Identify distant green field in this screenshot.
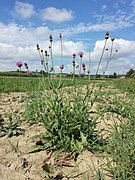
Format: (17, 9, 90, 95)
(0, 76, 92, 93)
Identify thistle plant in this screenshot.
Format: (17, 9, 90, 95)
(72, 53, 76, 80)
(24, 62, 32, 75)
(49, 35, 54, 73)
(82, 63, 86, 76)
(88, 49, 91, 80)
(95, 31, 109, 77)
(16, 61, 23, 77)
(103, 37, 118, 77)
(25, 32, 118, 162)
(59, 33, 63, 66)
(78, 51, 84, 76)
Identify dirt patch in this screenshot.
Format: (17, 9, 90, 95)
(0, 89, 123, 180)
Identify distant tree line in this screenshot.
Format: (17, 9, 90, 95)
(125, 69, 135, 78)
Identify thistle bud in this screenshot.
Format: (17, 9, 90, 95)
(36, 44, 40, 50)
(59, 33, 62, 38)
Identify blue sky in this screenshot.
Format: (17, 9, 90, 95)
(0, 0, 135, 74)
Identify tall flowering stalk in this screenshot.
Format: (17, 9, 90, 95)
(103, 38, 118, 77)
(24, 62, 32, 75)
(45, 50, 49, 75)
(49, 35, 54, 73)
(82, 63, 86, 76)
(72, 53, 76, 80)
(88, 49, 91, 80)
(95, 31, 109, 77)
(36, 44, 44, 76)
(78, 52, 84, 76)
(59, 33, 63, 66)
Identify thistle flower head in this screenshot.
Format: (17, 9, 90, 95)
(87, 69, 90, 74)
(78, 52, 84, 58)
(116, 49, 118, 52)
(59, 33, 62, 38)
(111, 37, 115, 41)
(27, 70, 32, 75)
(36, 44, 40, 50)
(72, 53, 76, 59)
(105, 31, 109, 39)
(41, 49, 43, 53)
(72, 59, 75, 66)
(82, 63, 86, 69)
(16, 61, 23, 68)
(24, 62, 28, 69)
(49, 35, 53, 42)
(60, 65, 64, 70)
(79, 73, 83, 77)
(41, 60, 44, 65)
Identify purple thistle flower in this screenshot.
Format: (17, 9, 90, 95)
(72, 59, 76, 66)
(78, 52, 84, 58)
(27, 70, 32, 75)
(82, 63, 86, 69)
(16, 62, 23, 68)
(60, 65, 64, 70)
(79, 73, 83, 77)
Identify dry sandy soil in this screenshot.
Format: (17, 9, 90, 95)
(0, 87, 125, 180)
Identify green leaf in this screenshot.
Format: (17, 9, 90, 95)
(27, 145, 45, 153)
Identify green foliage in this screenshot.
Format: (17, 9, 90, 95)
(114, 78, 135, 96)
(100, 98, 135, 179)
(7, 139, 21, 156)
(0, 114, 24, 137)
(25, 81, 102, 159)
(126, 69, 135, 78)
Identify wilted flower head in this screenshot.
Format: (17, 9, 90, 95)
(78, 52, 84, 58)
(72, 59, 75, 66)
(41, 49, 43, 53)
(105, 31, 109, 39)
(60, 65, 64, 70)
(24, 62, 28, 69)
(116, 49, 118, 52)
(27, 70, 32, 75)
(49, 35, 53, 42)
(41, 60, 44, 65)
(16, 62, 23, 68)
(36, 44, 40, 50)
(72, 53, 76, 59)
(87, 69, 90, 74)
(59, 33, 62, 38)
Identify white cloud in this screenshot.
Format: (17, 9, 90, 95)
(87, 38, 135, 74)
(0, 20, 135, 74)
(41, 7, 74, 23)
(13, 1, 36, 19)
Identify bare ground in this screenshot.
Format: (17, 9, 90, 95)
(0, 87, 127, 180)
